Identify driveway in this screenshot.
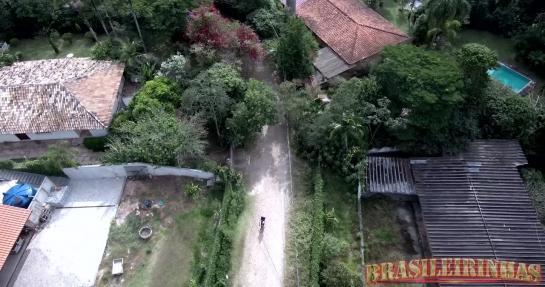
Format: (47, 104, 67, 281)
(232, 124, 291, 287)
(13, 178, 125, 287)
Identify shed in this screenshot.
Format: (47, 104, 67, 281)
(411, 140, 545, 286)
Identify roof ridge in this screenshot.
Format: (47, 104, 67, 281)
(324, 0, 408, 37)
(61, 83, 107, 129)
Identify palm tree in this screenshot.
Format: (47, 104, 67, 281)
(427, 19, 461, 47)
(329, 114, 366, 152)
(423, 0, 470, 47)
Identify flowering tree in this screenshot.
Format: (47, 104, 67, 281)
(186, 5, 265, 60)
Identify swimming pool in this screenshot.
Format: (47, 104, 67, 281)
(487, 63, 533, 94)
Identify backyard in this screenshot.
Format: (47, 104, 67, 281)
(8, 34, 100, 60)
(96, 176, 219, 287)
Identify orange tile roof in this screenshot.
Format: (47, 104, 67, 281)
(298, 0, 409, 64)
(0, 58, 124, 134)
(0, 205, 30, 270)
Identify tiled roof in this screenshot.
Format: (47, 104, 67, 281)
(0, 205, 30, 269)
(0, 58, 124, 134)
(298, 0, 409, 65)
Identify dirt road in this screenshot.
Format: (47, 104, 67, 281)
(232, 122, 291, 287)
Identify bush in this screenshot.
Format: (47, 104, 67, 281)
(20, 144, 77, 176)
(91, 40, 115, 60)
(0, 160, 15, 169)
(248, 8, 284, 38)
(8, 38, 19, 46)
(522, 168, 545, 224)
(321, 233, 348, 262)
(83, 137, 108, 152)
(61, 32, 73, 44)
(320, 261, 359, 287)
(84, 31, 95, 41)
(14, 51, 23, 60)
(184, 182, 203, 200)
(0, 53, 16, 67)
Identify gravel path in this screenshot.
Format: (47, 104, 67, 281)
(232, 122, 291, 287)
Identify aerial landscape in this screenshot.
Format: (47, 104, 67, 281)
(0, 0, 544, 286)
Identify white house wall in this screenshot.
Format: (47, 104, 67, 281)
(27, 130, 79, 141)
(0, 134, 20, 142)
(90, 129, 108, 137)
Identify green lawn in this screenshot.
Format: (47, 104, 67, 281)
(9, 34, 99, 60)
(377, 0, 410, 33)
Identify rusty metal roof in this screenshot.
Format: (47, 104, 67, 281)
(0, 205, 30, 270)
(366, 156, 416, 196)
(411, 140, 545, 286)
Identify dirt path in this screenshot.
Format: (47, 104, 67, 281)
(232, 59, 291, 287)
(232, 124, 291, 287)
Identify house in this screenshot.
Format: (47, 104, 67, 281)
(0, 58, 124, 143)
(295, 0, 410, 83)
(366, 140, 545, 283)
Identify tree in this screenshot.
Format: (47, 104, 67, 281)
(374, 45, 470, 154)
(105, 109, 206, 166)
(214, 0, 269, 18)
(249, 8, 284, 38)
(227, 80, 277, 146)
(515, 16, 545, 76)
(456, 43, 498, 98)
(275, 17, 318, 80)
(320, 261, 359, 287)
(182, 63, 244, 139)
(480, 81, 539, 141)
(156, 53, 188, 84)
(413, 0, 471, 47)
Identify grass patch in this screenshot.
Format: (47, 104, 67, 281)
(377, 0, 410, 33)
(9, 34, 101, 60)
(97, 177, 217, 287)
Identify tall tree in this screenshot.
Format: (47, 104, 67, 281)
(415, 0, 471, 47)
(126, 0, 146, 51)
(275, 17, 318, 80)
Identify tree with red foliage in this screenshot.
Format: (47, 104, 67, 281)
(186, 5, 265, 60)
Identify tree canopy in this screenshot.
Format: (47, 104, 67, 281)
(275, 17, 318, 80)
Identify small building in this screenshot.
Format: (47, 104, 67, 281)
(0, 58, 124, 143)
(295, 0, 410, 83)
(366, 140, 545, 282)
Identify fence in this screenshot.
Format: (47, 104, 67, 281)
(63, 163, 215, 183)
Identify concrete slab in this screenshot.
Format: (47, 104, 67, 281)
(12, 177, 125, 287)
(63, 178, 125, 207)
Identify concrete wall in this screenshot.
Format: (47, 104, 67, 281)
(63, 163, 215, 181)
(27, 130, 79, 141)
(0, 134, 20, 142)
(89, 129, 108, 137)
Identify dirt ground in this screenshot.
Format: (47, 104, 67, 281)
(232, 123, 291, 287)
(96, 176, 208, 287)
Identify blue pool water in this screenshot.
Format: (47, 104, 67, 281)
(487, 63, 532, 93)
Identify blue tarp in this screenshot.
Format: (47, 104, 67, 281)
(2, 183, 36, 208)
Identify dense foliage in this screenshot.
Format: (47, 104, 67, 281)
(186, 5, 265, 60)
(227, 79, 277, 146)
(248, 7, 285, 39)
(412, 0, 470, 47)
(456, 43, 498, 98)
(468, 0, 544, 36)
(127, 77, 180, 119)
(522, 168, 545, 224)
(275, 17, 318, 80)
(20, 143, 77, 176)
(104, 109, 206, 166)
(374, 45, 470, 153)
(515, 16, 545, 76)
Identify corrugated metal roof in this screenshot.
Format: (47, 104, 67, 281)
(412, 140, 545, 286)
(0, 205, 30, 269)
(314, 47, 354, 80)
(366, 156, 416, 195)
(0, 169, 68, 188)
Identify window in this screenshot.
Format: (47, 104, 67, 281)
(15, 133, 30, 140)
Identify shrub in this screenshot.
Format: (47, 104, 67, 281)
(184, 182, 203, 200)
(61, 32, 73, 44)
(522, 168, 545, 224)
(83, 137, 108, 152)
(321, 233, 348, 262)
(14, 51, 23, 60)
(84, 31, 95, 41)
(8, 38, 19, 46)
(156, 53, 188, 84)
(0, 53, 16, 67)
(91, 40, 115, 60)
(20, 144, 77, 176)
(320, 261, 359, 287)
(248, 8, 284, 39)
(0, 160, 15, 169)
